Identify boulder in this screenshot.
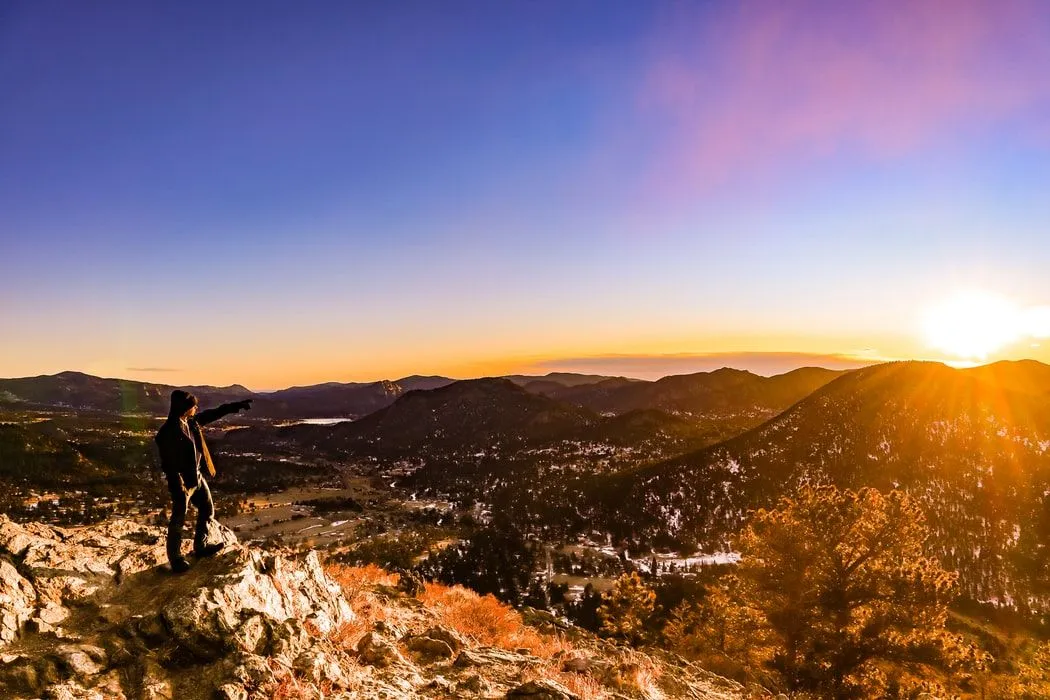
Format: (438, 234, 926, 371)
(506, 679, 581, 700)
(560, 654, 595, 674)
(457, 674, 487, 694)
(403, 624, 466, 664)
(0, 516, 54, 558)
(0, 558, 36, 644)
(455, 647, 540, 668)
(216, 683, 249, 700)
(160, 549, 351, 661)
(54, 643, 107, 678)
(357, 630, 402, 667)
(404, 635, 455, 664)
(294, 648, 347, 687)
(412, 625, 466, 652)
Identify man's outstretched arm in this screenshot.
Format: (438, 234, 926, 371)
(196, 399, 253, 425)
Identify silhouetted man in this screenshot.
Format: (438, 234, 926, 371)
(155, 390, 252, 573)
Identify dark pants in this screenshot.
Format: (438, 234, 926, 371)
(166, 472, 215, 564)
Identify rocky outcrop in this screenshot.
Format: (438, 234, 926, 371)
(506, 679, 581, 699)
(0, 516, 351, 699)
(0, 515, 746, 699)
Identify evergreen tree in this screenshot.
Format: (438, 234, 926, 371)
(670, 485, 980, 698)
(598, 572, 655, 644)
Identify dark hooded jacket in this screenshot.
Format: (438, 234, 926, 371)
(154, 391, 244, 487)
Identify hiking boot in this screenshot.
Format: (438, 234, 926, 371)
(170, 558, 191, 574)
(194, 543, 224, 558)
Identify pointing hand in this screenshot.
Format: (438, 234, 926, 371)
(236, 399, 253, 412)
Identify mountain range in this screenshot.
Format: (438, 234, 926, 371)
(0, 366, 838, 424)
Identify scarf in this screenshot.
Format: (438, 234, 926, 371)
(189, 421, 217, 478)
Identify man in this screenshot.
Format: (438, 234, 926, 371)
(155, 389, 252, 573)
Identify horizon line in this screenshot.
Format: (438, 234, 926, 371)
(2, 354, 1044, 393)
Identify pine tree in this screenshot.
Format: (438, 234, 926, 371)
(668, 485, 980, 698)
(598, 572, 656, 644)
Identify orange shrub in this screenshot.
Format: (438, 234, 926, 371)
(325, 563, 399, 600)
(419, 581, 570, 658)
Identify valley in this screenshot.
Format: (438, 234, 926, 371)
(2, 362, 1050, 696)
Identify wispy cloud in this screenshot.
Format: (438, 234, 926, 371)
(126, 367, 181, 373)
(531, 352, 878, 380)
(636, 0, 1050, 195)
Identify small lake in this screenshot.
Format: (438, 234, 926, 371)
(289, 418, 354, 426)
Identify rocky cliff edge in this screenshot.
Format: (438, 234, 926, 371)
(0, 515, 744, 699)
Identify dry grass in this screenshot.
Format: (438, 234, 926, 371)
(320, 563, 400, 650)
(325, 563, 399, 600)
(254, 658, 337, 700)
(258, 563, 680, 700)
(559, 672, 611, 700)
(521, 650, 666, 700)
(419, 581, 571, 658)
(522, 664, 611, 700)
(606, 652, 664, 698)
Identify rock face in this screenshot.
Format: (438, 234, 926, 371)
(0, 559, 35, 644)
(0, 514, 746, 699)
(0, 515, 352, 699)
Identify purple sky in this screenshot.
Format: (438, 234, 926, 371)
(2, 1, 1050, 387)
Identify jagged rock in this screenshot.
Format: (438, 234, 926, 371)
(229, 652, 271, 686)
(0, 558, 36, 644)
(294, 648, 347, 687)
(160, 549, 351, 661)
(38, 602, 70, 625)
(32, 575, 100, 610)
(402, 624, 465, 664)
(139, 659, 174, 700)
(506, 679, 581, 700)
(0, 516, 53, 558)
(455, 647, 540, 668)
(216, 682, 249, 700)
(405, 635, 455, 663)
(43, 682, 108, 700)
(0, 515, 749, 700)
(560, 654, 595, 673)
(457, 674, 486, 694)
(414, 625, 466, 652)
(356, 630, 402, 667)
(371, 618, 408, 638)
(55, 643, 107, 677)
(425, 675, 454, 692)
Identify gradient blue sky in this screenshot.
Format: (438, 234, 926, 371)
(3, 1, 1050, 388)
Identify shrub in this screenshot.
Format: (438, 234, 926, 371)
(598, 572, 655, 645)
(420, 581, 569, 657)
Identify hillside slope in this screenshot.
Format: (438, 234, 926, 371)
(0, 371, 252, 415)
(0, 516, 743, 699)
(286, 378, 600, 454)
(585, 362, 1050, 605)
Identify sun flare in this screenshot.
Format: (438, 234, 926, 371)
(921, 290, 1031, 360)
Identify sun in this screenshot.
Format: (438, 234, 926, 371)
(920, 290, 1023, 361)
